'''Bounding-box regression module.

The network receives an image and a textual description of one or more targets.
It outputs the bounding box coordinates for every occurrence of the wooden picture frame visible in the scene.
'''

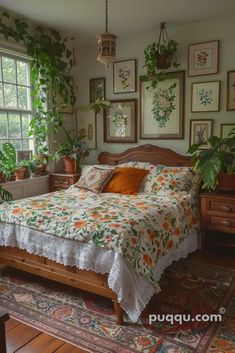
[104,99,137,143]
[140,71,185,139]
[220,123,235,138]
[226,71,235,110]
[191,81,220,112]
[76,110,97,150]
[188,40,219,76]
[113,59,137,94]
[90,78,105,102]
[189,119,213,148]
[17,150,32,162]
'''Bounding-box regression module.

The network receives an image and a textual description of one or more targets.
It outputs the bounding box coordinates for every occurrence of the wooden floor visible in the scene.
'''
[5,318,87,353]
[3,247,235,353]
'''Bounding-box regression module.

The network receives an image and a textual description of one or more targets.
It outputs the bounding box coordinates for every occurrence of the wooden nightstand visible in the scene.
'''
[200,192,235,249]
[50,172,80,192]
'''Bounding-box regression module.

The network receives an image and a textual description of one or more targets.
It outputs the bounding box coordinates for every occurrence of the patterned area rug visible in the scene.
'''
[0,259,234,353]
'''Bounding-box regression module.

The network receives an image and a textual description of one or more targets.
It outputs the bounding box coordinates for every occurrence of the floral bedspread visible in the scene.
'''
[0,188,199,285]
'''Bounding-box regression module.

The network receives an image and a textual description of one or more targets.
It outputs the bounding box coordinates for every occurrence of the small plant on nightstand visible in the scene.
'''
[55,129,89,174]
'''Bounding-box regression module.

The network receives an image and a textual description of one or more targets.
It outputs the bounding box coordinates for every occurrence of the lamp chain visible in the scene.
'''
[105,0,108,32]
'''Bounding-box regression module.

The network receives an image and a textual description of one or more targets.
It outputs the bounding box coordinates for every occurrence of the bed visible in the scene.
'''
[0,144,199,324]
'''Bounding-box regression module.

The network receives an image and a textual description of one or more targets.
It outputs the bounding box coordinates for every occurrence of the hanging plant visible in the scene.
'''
[142,22,180,90]
[0,11,76,156]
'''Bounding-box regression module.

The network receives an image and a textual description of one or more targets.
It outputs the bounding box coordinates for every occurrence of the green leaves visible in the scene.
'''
[0,10,76,156]
[0,185,12,202]
[188,127,235,190]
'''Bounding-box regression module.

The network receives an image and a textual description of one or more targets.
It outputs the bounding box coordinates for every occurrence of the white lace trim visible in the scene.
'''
[0,223,198,322]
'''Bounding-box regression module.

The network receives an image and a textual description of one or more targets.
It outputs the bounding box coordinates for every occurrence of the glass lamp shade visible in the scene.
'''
[96,31,117,69]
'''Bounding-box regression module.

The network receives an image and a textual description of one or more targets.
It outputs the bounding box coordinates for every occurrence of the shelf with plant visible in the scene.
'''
[188,128,235,191]
[0,10,76,157]
[142,22,180,90]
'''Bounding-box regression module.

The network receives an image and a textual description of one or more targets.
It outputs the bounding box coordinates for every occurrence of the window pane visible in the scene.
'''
[17,61,29,86]
[4,83,17,108]
[22,114,30,137]
[9,114,21,138]
[22,139,31,149]
[10,139,22,150]
[0,113,8,138]
[18,86,30,110]
[0,59,2,81]
[0,83,4,107]
[2,57,16,84]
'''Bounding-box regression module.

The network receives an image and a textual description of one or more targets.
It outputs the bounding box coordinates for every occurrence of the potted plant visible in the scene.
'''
[188,128,235,191]
[143,22,179,90]
[30,156,48,177]
[55,129,89,174]
[17,160,32,178]
[14,163,26,180]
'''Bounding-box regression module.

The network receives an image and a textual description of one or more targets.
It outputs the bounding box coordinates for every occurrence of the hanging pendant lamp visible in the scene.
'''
[96,0,117,70]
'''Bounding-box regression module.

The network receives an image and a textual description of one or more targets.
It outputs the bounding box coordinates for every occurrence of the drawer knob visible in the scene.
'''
[221,220,232,227]
[221,206,232,212]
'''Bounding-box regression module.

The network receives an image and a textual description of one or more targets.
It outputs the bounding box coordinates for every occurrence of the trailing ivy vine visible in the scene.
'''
[0,11,76,155]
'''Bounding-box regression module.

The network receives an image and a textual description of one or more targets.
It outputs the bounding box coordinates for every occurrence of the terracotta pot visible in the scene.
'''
[15,168,25,180]
[24,166,31,178]
[218,172,235,192]
[0,172,5,183]
[63,156,78,174]
[155,51,172,70]
[33,165,47,176]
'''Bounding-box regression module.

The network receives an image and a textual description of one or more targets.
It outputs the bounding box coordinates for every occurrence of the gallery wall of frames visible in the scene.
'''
[75,16,235,163]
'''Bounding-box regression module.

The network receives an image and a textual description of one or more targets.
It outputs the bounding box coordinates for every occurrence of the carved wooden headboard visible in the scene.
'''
[98,144,191,166]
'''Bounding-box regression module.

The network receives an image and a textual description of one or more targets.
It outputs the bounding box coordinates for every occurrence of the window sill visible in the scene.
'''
[5,175,49,186]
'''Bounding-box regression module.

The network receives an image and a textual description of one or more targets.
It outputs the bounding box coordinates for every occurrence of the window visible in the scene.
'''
[0,50,33,151]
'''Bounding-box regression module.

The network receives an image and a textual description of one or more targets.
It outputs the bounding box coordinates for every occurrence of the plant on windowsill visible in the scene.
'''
[0,11,76,157]
[55,129,89,174]
[187,128,235,191]
[142,22,179,90]
[30,156,48,177]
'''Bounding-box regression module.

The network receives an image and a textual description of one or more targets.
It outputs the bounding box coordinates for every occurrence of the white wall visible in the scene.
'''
[74,15,235,164]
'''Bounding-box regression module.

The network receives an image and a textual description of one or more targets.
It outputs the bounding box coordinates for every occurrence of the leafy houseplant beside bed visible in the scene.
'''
[55,129,89,174]
[188,128,235,191]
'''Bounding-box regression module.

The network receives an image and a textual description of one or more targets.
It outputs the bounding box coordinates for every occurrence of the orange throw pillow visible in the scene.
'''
[103,167,149,195]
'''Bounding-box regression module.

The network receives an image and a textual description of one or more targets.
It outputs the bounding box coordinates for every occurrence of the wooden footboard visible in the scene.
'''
[0,247,124,325]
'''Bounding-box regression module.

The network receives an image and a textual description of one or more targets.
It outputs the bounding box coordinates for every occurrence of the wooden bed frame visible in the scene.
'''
[0,144,191,325]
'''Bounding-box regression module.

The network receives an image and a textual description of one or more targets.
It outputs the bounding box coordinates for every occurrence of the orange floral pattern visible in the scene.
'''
[0,188,199,284]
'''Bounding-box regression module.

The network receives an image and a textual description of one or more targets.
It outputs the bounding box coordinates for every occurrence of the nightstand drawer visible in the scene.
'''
[208,215,235,233]
[50,173,80,192]
[51,176,69,186]
[209,200,235,213]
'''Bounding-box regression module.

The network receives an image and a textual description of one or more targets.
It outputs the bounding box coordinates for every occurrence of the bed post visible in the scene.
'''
[112,300,124,325]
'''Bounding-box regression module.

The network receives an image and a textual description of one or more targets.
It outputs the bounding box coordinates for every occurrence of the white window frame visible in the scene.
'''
[0,48,34,152]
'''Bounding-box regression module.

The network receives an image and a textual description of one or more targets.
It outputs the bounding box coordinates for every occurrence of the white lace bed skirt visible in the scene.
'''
[0,222,198,322]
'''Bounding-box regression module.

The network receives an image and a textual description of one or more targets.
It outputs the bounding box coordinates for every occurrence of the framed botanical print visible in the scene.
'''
[227,71,235,110]
[220,123,235,138]
[90,78,105,102]
[140,71,185,139]
[189,119,213,148]
[113,59,137,94]
[188,40,219,76]
[76,110,97,149]
[17,150,32,162]
[191,81,220,112]
[104,99,137,143]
